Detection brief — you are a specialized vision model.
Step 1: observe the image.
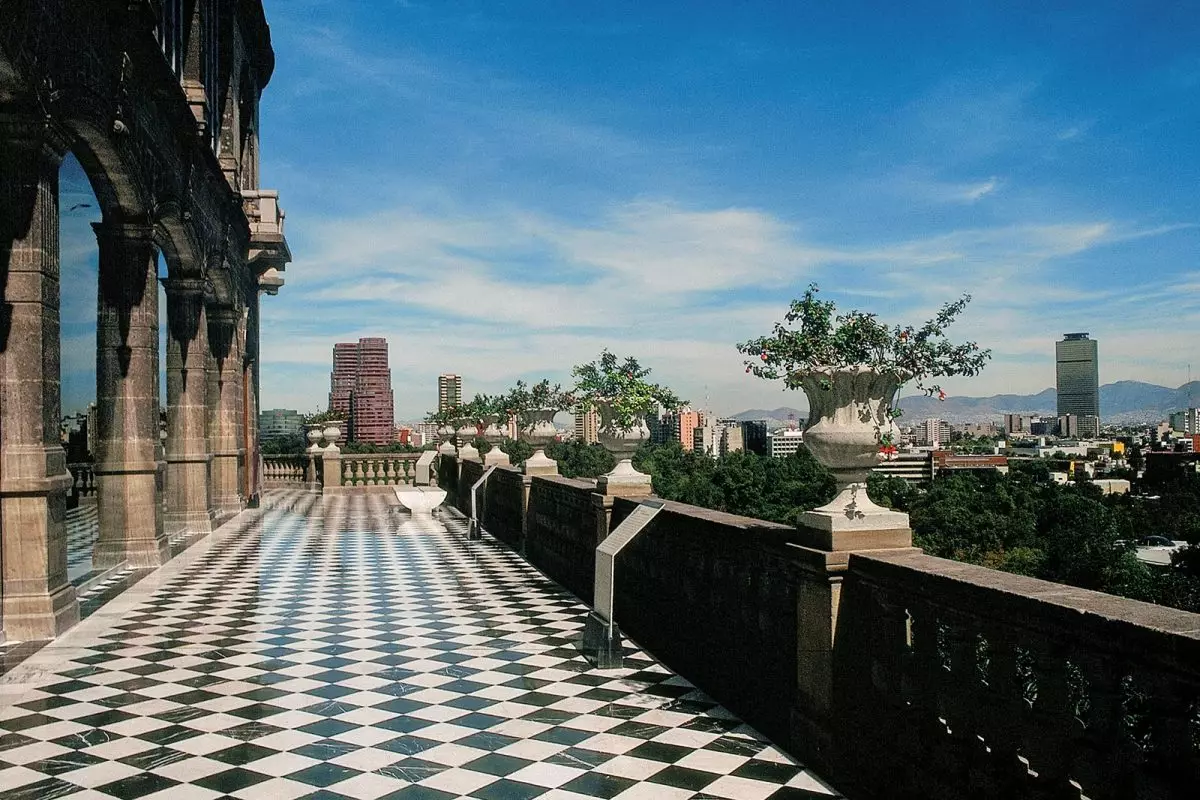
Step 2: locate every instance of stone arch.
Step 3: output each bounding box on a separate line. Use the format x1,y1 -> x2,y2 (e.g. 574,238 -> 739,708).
63,119 -> 149,225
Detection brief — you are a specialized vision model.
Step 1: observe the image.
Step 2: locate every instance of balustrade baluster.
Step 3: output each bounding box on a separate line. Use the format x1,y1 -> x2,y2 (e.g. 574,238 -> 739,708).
384,459 -> 396,485
353,460 -> 366,486
974,626 -> 1030,796
343,461 -> 353,485
1025,645 -> 1078,795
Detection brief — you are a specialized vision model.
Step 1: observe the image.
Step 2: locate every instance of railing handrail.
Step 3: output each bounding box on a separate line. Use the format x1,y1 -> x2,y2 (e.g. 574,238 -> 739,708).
850,550 -> 1200,667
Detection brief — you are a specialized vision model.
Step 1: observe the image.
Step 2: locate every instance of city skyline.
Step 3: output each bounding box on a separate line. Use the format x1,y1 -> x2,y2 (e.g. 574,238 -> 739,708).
52,2 -> 1200,421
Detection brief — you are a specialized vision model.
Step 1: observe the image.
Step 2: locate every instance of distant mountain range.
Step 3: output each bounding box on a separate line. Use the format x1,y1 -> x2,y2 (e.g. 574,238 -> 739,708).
729,381 -> 1200,426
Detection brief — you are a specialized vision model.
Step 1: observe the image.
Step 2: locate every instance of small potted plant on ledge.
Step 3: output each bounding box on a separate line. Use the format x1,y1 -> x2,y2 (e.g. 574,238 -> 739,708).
737,284 -> 990,544
503,379 -> 575,474
572,349 -> 685,494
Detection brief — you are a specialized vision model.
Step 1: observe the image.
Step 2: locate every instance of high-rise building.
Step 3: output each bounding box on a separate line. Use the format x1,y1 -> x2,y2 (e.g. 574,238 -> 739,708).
329,342 -> 358,419
677,410 -> 700,450
769,428 -> 805,458
1170,408 -> 1200,435
327,338 -> 395,445
259,409 -> 303,441
414,422 -> 439,444
351,338 -> 394,445
574,406 -> 599,444
438,374 -> 463,412
1056,333 -> 1100,421
913,418 -> 952,448
742,420 -> 769,455
720,425 -> 744,456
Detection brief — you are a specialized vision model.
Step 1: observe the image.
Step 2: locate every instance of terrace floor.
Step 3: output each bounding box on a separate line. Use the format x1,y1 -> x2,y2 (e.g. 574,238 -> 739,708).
0,489 -> 839,800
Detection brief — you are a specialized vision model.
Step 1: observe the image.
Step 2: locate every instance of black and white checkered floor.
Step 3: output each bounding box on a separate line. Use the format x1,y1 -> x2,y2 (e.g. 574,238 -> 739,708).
0,489 -> 840,799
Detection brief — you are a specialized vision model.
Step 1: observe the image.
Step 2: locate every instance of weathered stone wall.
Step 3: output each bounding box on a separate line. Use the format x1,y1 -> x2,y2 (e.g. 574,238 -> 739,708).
833,551 -> 1200,800
610,498 -> 804,747
526,476 -> 600,602
481,466 -> 525,549
436,454 -> 458,499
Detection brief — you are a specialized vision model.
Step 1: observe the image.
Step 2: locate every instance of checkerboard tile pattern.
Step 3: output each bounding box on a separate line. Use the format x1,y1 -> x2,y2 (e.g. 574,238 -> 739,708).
65,504 -> 101,584
0,489 -> 841,799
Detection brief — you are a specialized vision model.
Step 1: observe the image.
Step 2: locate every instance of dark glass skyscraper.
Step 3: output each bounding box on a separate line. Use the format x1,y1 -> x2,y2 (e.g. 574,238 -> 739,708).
1056,333 -> 1100,419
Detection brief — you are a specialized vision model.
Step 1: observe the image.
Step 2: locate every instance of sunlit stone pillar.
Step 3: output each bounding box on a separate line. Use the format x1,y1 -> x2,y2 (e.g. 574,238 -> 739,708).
0,112 -> 80,638
163,278 -> 213,536
92,220 -> 168,568
207,304 -> 244,521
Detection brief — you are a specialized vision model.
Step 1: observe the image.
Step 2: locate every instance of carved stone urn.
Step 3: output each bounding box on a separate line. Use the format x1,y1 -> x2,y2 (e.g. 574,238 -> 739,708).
795,367 -> 910,548
482,414 -> 505,445
306,424 -> 324,453
437,424 -> 457,456
454,419 -> 476,448
518,409 -> 559,475
322,422 -> 344,451
594,401 -> 653,495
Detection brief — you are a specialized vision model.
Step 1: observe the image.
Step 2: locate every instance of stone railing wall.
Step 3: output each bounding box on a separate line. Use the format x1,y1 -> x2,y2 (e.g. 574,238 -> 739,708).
527,476 -> 603,602
479,464 -> 525,549
437,453 -> 459,499
834,551 -> 1200,800
317,452 -> 423,495
262,454 -> 307,487
609,498 -> 804,747
339,454 -> 421,488
439,459 -> 1200,798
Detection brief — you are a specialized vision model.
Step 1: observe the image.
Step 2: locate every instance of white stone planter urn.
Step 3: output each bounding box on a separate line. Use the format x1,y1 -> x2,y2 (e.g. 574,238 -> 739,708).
454,420 -> 477,448
594,402 -> 653,495
322,422 -> 344,451
305,424 -> 324,453
482,414 -> 505,445
795,366 -> 910,547
518,408 -> 559,475
437,424 -> 457,456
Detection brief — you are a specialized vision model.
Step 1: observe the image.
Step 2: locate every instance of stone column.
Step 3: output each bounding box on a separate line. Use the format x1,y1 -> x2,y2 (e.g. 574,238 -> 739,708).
207,304 -> 243,521
0,112 -> 80,638
92,220 -> 168,568
162,278 -> 213,537
244,292 -> 261,506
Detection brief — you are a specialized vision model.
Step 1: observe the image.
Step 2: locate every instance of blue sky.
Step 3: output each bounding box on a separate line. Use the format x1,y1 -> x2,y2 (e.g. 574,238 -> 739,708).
60,1 -> 1200,419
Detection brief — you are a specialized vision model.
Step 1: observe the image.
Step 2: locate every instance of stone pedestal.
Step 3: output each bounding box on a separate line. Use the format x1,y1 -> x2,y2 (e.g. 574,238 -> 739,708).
596,460 -> 653,498
92,220 -> 169,569
207,305 -> 244,522
0,113 -> 80,638
482,448 -> 510,467
796,487 -> 912,551
162,279 -> 213,537
522,449 -> 558,476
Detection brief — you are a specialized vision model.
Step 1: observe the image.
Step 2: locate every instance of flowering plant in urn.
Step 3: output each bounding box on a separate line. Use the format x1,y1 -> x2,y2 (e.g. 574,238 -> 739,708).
737,284 -> 989,524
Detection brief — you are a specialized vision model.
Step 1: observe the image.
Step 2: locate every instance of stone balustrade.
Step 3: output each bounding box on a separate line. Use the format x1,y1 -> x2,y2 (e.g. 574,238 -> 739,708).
67,463 -> 97,508
320,452 -> 423,494
835,551 -> 1200,799
262,454 -> 308,487
437,452 -> 1200,799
